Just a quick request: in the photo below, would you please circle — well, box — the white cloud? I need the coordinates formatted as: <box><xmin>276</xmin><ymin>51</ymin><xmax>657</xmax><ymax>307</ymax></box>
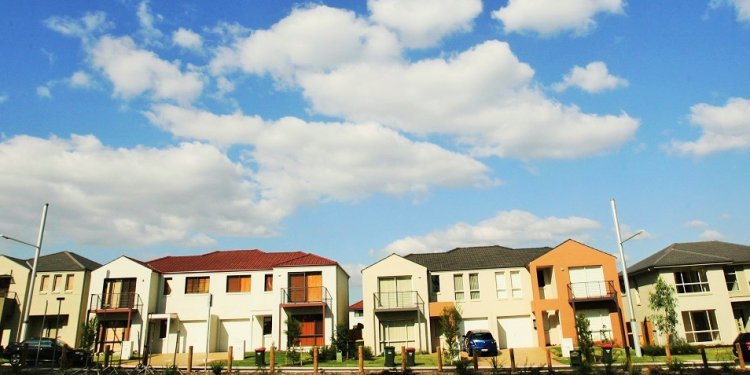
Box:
<box><xmin>69</xmin><ymin>71</ymin><xmax>94</xmax><ymax>88</ymax></box>
<box><xmin>172</xmin><ymin>28</ymin><xmax>203</xmax><ymax>51</ymax></box>
<box><xmin>0</xmin><ymin>134</ymin><xmax>280</xmax><ymax>247</ymax></box>
<box><xmin>91</xmin><ymin>36</ymin><xmax>204</xmax><ymax>103</ymax></box>
<box><xmin>685</xmin><ymin>220</ymin><xmax>708</xmax><ymax>228</ymax></box>
<box><xmin>0</xmin><ymin>93</ymin><xmax>7</xmax><ymax>103</ymax></box>
<box><xmin>710</xmin><ymin>0</ymin><xmax>750</xmax><ymax>23</ymax></box>
<box><xmin>669</xmin><ymin>97</ymin><xmax>750</xmax><ymax>156</ymax></box>
<box><xmin>36</xmin><ymin>86</ymin><xmax>51</xmax><ymax>98</ymax></box>
<box><xmin>44</xmin><ymin>11</ymin><xmax>112</xmax><ymax>43</ymax></box>
<box><xmin>699</xmin><ymin>229</ymin><xmax>724</xmax><ymax>240</ymax></box>
<box><xmin>554</xmin><ymin>61</ymin><xmax>628</xmax><ymax>93</ymax></box>
<box><xmin>492</xmin><ymin>0</ymin><xmax>624</xmax><ymax>36</ymax></box>
<box><xmin>299</xmin><ymin>41</ymin><xmax>639</xmax><ymax>159</ymax></box>
<box><xmin>137</xmin><ymin>0</ymin><xmax>164</xmax><ymax>45</ymax></box>
<box><xmin>146</xmin><ymin>105</ymin><xmax>494</xmax><ymax>204</ymax></box>
<box><xmin>367</xmin><ymin>0</ymin><xmax>482</xmax><ymax>48</ymax></box>
<box><xmin>209</xmin><ymin>5</ymin><xmax>400</xmax><ymax>80</ymax></box>
<box><xmin>381</xmin><ymin>210</ymin><xmax>600</xmax><ymax>255</ymax></box>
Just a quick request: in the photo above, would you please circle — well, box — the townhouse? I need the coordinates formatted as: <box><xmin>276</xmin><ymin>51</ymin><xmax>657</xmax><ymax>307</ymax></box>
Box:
<box><xmin>624</xmin><ymin>241</ymin><xmax>750</xmax><ymax>346</ymax></box>
<box><xmin>362</xmin><ymin>239</ymin><xmax>624</xmax><ymax>354</ymax></box>
<box><xmin>88</xmin><ymin>249</ymin><xmax>349</xmax><ymax>358</ymax></box>
<box><xmin>0</xmin><ymin>252</ymin><xmax>100</xmax><ymax>347</ymax></box>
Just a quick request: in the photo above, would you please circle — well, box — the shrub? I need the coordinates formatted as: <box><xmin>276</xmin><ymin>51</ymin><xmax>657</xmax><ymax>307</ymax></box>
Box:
<box><xmin>641</xmin><ymin>344</ymin><xmax>666</xmax><ymax>356</ymax></box>
<box><xmin>362</xmin><ymin>346</ymin><xmax>374</xmax><ymax>360</ymax></box>
<box><xmin>209</xmin><ymin>360</ymin><xmax>225</xmax><ymax>375</ymax></box>
<box><xmin>670</xmin><ymin>337</ymin><xmax>699</xmax><ymax>355</ymax></box>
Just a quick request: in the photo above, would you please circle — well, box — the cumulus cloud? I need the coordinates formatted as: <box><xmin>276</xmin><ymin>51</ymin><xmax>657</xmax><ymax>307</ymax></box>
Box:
<box><xmin>492</xmin><ymin>0</ymin><xmax>624</xmax><ymax>36</ymax></box>
<box><xmin>685</xmin><ymin>220</ymin><xmax>708</xmax><ymax>228</ymax></box>
<box><xmin>699</xmin><ymin>229</ymin><xmax>724</xmax><ymax>240</ymax></box>
<box><xmin>172</xmin><ymin>28</ymin><xmax>203</xmax><ymax>51</ymax></box>
<box><xmin>146</xmin><ymin>105</ymin><xmax>494</xmax><ymax>203</ymax></box>
<box><xmin>381</xmin><ymin>210</ymin><xmax>601</xmax><ymax>255</ymax></box>
<box><xmin>69</xmin><ymin>71</ymin><xmax>94</xmax><ymax>88</ymax></box>
<box><xmin>137</xmin><ymin>0</ymin><xmax>164</xmax><ymax>45</ymax></box>
<box><xmin>368</xmin><ymin>0</ymin><xmax>482</xmax><ymax>48</ymax></box>
<box><xmin>554</xmin><ymin>61</ymin><xmax>628</xmax><ymax>93</ymax></box>
<box><xmin>669</xmin><ymin>97</ymin><xmax>750</xmax><ymax>156</ymax></box>
<box><xmin>44</xmin><ymin>11</ymin><xmax>112</xmax><ymax>44</ymax></box>
<box><xmin>36</xmin><ymin>86</ymin><xmax>52</xmax><ymax>98</ymax></box>
<box><xmin>299</xmin><ymin>41</ymin><xmax>639</xmax><ymax>159</ymax></box>
<box><xmin>710</xmin><ymin>0</ymin><xmax>750</xmax><ymax>23</ymax></box>
<box><xmin>91</xmin><ymin>36</ymin><xmax>204</xmax><ymax>103</ymax></box>
<box><xmin>0</xmin><ymin>134</ymin><xmax>279</xmax><ymax>247</ymax></box>
<box><xmin>209</xmin><ymin>5</ymin><xmax>400</xmax><ymax>80</ymax></box>
<box><xmin>0</xmin><ymin>93</ymin><xmax>7</xmax><ymax>104</ymax></box>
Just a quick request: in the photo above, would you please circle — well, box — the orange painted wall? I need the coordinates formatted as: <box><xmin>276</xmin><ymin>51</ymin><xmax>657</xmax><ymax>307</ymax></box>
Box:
<box><xmin>529</xmin><ymin>239</ymin><xmax>626</xmax><ymax>348</ymax></box>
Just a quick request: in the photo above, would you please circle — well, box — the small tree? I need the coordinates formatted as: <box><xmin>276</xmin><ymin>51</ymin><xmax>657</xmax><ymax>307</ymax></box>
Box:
<box><xmin>649</xmin><ymin>276</ymin><xmax>678</xmax><ymax>361</ymax></box>
<box><xmin>284</xmin><ymin>317</ymin><xmax>302</xmax><ymax>364</ymax></box>
<box><xmin>575</xmin><ymin>313</ymin><xmax>595</xmax><ymax>365</ymax></box>
<box><xmin>438</xmin><ymin>306</ymin><xmax>463</xmax><ymax>364</ymax></box>
<box><xmin>80</xmin><ymin>317</ymin><xmax>98</xmax><ymax>351</ymax></box>
<box><xmin>333</xmin><ymin>323</ymin><xmax>350</xmax><ymax>358</ymax></box>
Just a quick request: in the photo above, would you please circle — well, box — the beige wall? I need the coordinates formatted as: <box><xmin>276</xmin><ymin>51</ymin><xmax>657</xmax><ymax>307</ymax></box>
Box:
<box><xmin>0</xmin><ymin>257</ymin><xmax>30</xmax><ymax>346</ymax></box>
<box><xmin>362</xmin><ymin>254</ymin><xmax>430</xmax><ymax>354</ymax></box>
<box><xmin>28</xmin><ymin>269</ymin><xmax>91</xmax><ymax>346</ymax></box>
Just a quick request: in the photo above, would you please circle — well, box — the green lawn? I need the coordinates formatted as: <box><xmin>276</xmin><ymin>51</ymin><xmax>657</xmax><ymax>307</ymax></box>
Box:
<box><xmin>550</xmin><ymin>346</ymin><xmax>735</xmax><ymax>365</ymax></box>
<box><xmin>232</xmin><ymin>351</ymin><xmax>439</xmax><ymax>368</ymax></box>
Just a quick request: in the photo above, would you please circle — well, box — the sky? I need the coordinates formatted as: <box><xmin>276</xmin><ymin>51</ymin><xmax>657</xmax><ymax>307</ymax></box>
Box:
<box><xmin>1</xmin><ymin>0</ymin><xmax>749</xmax><ymax>301</ymax></box>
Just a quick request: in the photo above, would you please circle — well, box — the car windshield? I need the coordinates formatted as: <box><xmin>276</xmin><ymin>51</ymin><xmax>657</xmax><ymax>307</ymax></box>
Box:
<box><xmin>471</xmin><ymin>333</ymin><xmax>493</xmax><ymax>340</ymax></box>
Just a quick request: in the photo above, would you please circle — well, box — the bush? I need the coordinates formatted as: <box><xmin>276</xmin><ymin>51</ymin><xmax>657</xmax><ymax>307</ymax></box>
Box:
<box><xmin>670</xmin><ymin>338</ymin><xmax>699</xmax><ymax>355</ymax></box>
<box><xmin>362</xmin><ymin>346</ymin><xmax>374</xmax><ymax>360</ymax></box>
<box><xmin>642</xmin><ymin>344</ymin><xmax>666</xmax><ymax>356</ymax></box>
<box><xmin>309</xmin><ymin>345</ymin><xmax>338</xmax><ymax>361</ymax></box>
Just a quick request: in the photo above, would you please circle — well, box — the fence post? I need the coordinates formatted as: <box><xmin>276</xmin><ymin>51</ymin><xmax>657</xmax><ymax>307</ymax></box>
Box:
<box><xmin>60</xmin><ymin>345</ymin><xmax>67</xmax><ymax>369</ymax></box>
<box><xmin>104</xmin><ymin>345</ymin><xmax>111</xmax><ymax>368</ymax></box>
<box><xmin>737</xmin><ymin>343</ymin><xmax>746</xmax><ymax>370</ymax></box>
<box><xmin>187</xmin><ymin>345</ymin><xmax>193</xmax><ymax>374</ymax></box>
<box><xmin>270</xmin><ymin>345</ymin><xmax>275</xmax><ymax>374</ymax></box>
<box><xmin>473</xmin><ymin>352</ymin><xmax>478</xmax><ymax>370</ymax></box>
<box><xmin>546</xmin><ymin>347</ymin><xmax>552</xmax><ymax>374</ymax></box>
<box><xmin>20</xmin><ymin>343</ymin><xmax>28</xmax><ymax>368</ymax></box>
<box><xmin>510</xmin><ymin>347</ymin><xmax>516</xmax><ymax>374</ymax></box>
<box><xmin>358</xmin><ymin>345</ymin><xmax>364</xmax><ymax>374</ymax></box>
<box><xmin>227</xmin><ymin>345</ymin><xmax>233</xmax><ymax>373</ymax></box>
<box><xmin>401</xmin><ymin>346</ymin><xmax>406</xmax><ymax>373</ymax></box>
<box><xmin>313</xmin><ymin>346</ymin><xmax>319</xmax><ymax>375</ymax></box>
<box><xmin>700</xmin><ymin>347</ymin><xmax>708</xmax><ymax>369</ymax></box>
<box><xmin>437</xmin><ymin>345</ymin><xmax>443</xmax><ymax>372</ymax></box>
<box><xmin>625</xmin><ymin>346</ymin><xmax>632</xmax><ymax>371</ymax></box>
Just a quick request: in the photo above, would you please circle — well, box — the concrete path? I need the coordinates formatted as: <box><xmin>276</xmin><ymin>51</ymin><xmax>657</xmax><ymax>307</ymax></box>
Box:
<box><xmin>463</xmin><ymin>348</ymin><xmax>564</xmax><ymax>368</ymax></box>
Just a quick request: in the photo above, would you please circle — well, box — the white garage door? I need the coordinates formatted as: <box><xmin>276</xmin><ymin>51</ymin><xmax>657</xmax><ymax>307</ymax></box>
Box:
<box><xmin>181</xmin><ymin>321</ymin><xmax>208</xmax><ymax>352</ymax></box>
<box><xmin>461</xmin><ymin>318</ymin><xmax>489</xmax><ymax>335</ymax></box>
<box><xmin>496</xmin><ymin>316</ymin><xmax>535</xmax><ymax>348</ymax></box>
<box><xmin>217</xmin><ymin>319</ymin><xmax>252</xmax><ymax>352</ymax></box>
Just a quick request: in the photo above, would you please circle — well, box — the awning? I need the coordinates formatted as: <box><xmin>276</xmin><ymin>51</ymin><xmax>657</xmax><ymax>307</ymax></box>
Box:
<box><xmin>429</xmin><ymin>302</ymin><xmax>455</xmax><ymax>317</ymax></box>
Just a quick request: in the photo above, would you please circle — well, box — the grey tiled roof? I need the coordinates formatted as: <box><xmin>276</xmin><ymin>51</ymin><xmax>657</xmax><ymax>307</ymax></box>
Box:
<box><xmin>28</xmin><ymin>251</ymin><xmax>101</xmax><ymax>272</ymax></box>
<box><xmin>404</xmin><ymin>245</ymin><xmax>552</xmax><ymax>272</ymax></box>
<box><xmin>628</xmin><ymin>241</ymin><xmax>750</xmax><ymax>275</ymax></box>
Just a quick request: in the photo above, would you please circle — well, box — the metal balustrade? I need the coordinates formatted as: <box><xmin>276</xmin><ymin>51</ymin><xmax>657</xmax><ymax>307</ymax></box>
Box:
<box><xmin>567</xmin><ymin>280</ymin><xmax>617</xmax><ymax>302</ymax></box>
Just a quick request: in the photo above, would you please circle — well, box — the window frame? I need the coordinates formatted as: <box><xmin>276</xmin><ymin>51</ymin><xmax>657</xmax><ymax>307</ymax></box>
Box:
<box><xmin>469</xmin><ymin>273</ymin><xmax>480</xmax><ymax>300</ymax></box>
<box><xmin>674</xmin><ymin>269</ymin><xmax>710</xmax><ymax>294</ymax></box>
<box><xmin>453</xmin><ymin>274</ymin><xmax>464</xmax><ymax>301</ymax></box>
<box><xmin>264</xmin><ymin>274</ymin><xmax>273</xmax><ymax>292</ymax></box>
<box><xmin>682</xmin><ymin>310</ymin><xmax>720</xmax><ymax>343</ymax></box>
<box><xmin>40</xmin><ymin>275</ymin><xmax>50</xmax><ymax>292</ymax></box>
<box><xmin>52</xmin><ymin>274</ymin><xmax>63</xmax><ymax>292</ymax></box>
<box><xmin>226</xmin><ymin>275</ymin><xmax>252</xmax><ymax>293</ymax></box>
<box><xmin>185</xmin><ymin>276</ymin><xmax>210</xmax><ymax>294</ymax></box>
<box><xmin>510</xmin><ymin>270</ymin><xmax>523</xmax><ymax>299</ymax></box>
<box><xmin>724</xmin><ymin>266</ymin><xmax>739</xmax><ymax>291</ymax></box>
<box><xmin>431</xmin><ymin>275</ymin><xmax>441</xmax><ymax>294</ymax></box>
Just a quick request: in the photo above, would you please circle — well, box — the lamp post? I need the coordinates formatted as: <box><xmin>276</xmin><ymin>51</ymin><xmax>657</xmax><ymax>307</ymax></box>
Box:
<box><xmin>611</xmin><ymin>198</ymin><xmax>643</xmax><ymax>357</ymax></box>
<box><xmin>52</xmin><ymin>296</ymin><xmax>65</xmax><ymax>369</ymax></box>
<box><xmin>1</xmin><ymin>203</ymin><xmax>50</xmax><ymax>342</ymax></box>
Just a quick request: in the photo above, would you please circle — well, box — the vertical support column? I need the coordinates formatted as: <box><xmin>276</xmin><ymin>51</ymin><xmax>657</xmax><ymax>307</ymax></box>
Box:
<box><xmin>401</xmin><ymin>346</ymin><xmax>406</xmax><ymax>373</ymax></box>
<box><xmin>437</xmin><ymin>345</ymin><xmax>443</xmax><ymax>372</ymax></box>
<box><xmin>510</xmin><ymin>348</ymin><xmax>516</xmax><ymax>374</ymax></box>
<box><xmin>227</xmin><ymin>346</ymin><xmax>233</xmax><ymax>373</ymax></box>
<box><xmin>187</xmin><ymin>346</ymin><xmax>193</xmax><ymax>374</ymax></box>
<box><xmin>270</xmin><ymin>345</ymin><xmax>276</xmax><ymax>374</ymax></box>
<box><xmin>358</xmin><ymin>345</ymin><xmax>364</xmax><ymax>374</ymax></box>
<box><xmin>313</xmin><ymin>346</ymin><xmax>319</xmax><ymax>374</ymax></box>
<box><xmin>546</xmin><ymin>347</ymin><xmax>552</xmax><ymax>374</ymax></box>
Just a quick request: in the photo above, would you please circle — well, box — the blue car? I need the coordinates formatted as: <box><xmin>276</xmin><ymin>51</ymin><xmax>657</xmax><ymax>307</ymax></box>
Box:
<box><xmin>462</xmin><ymin>330</ymin><xmax>498</xmax><ymax>356</ymax></box>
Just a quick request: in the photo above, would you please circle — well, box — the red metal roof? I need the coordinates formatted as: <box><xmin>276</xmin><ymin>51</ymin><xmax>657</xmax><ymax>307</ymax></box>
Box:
<box><xmin>147</xmin><ymin>249</ymin><xmax>337</xmax><ymax>273</ymax></box>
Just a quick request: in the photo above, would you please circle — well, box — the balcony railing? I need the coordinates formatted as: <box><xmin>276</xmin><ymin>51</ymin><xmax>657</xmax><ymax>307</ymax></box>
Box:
<box><xmin>281</xmin><ymin>286</ymin><xmax>332</xmax><ymax>306</ymax></box>
<box><xmin>568</xmin><ymin>281</ymin><xmax>617</xmax><ymax>302</ymax></box>
<box><xmin>90</xmin><ymin>292</ymin><xmax>143</xmax><ymax>311</ymax></box>
<box><xmin>374</xmin><ymin>291</ymin><xmax>424</xmax><ymax>311</ymax></box>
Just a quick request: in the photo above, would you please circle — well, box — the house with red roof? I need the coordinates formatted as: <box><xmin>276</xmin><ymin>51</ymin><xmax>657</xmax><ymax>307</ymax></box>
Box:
<box><xmin>87</xmin><ymin>249</ymin><xmax>349</xmax><ymax>358</ymax></box>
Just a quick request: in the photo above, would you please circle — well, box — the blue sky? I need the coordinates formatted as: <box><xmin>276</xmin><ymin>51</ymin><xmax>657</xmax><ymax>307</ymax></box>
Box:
<box><xmin>1</xmin><ymin>0</ymin><xmax>749</xmax><ymax>300</ymax></box>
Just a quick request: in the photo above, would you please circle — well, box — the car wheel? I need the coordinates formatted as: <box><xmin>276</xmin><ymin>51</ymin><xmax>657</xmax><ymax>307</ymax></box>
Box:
<box><xmin>10</xmin><ymin>353</ymin><xmax>21</xmax><ymax>365</ymax></box>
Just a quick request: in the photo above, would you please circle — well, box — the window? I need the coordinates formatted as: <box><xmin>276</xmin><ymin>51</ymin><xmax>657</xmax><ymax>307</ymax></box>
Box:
<box><xmin>354</xmin><ymin>310</ymin><xmax>363</xmax><ymax>317</ymax></box>
<box><xmin>227</xmin><ymin>275</ymin><xmax>251</xmax><ymax>293</ymax></box>
<box><xmin>159</xmin><ymin>320</ymin><xmax>167</xmax><ymax>339</ymax></box>
<box><xmin>64</xmin><ymin>274</ymin><xmax>74</xmax><ymax>291</ymax></box>
<box><xmin>469</xmin><ymin>273</ymin><xmax>480</xmax><ymax>300</ymax></box>
<box><xmin>185</xmin><ymin>277</ymin><xmax>210</xmax><ymax>294</ymax></box>
<box><xmin>264</xmin><ymin>274</ymin><xmax>273</xmax><ymax>292</ymax></box>
<box><xmin>263</xmin><ymin>316</ymin><xmax>272</xmax><ymax>335</ymax></box>
<box><xmin>682</xmin><ymin>310</ymin><xmax>720</xmax><ymax>343</ymax></box>
<box><xmin>431</xmin><ymin>275</ymin><xmax>441</xmax><ymax>293</ymax></box>
<box><xmin>495</xmin><ymin>272</ymin><xmax>507</xmax><ymax>299</ymax></box>
<box><xmin>724</xmin><ymin>267</ymin><xmax>739</xmax><ymax>291</ymax></box>
<box><xmin>53</xmin><ymin>275</ymin><xmax>62</xmax><ymax>292</ymax></box>
<box><xmin>510</xmin><ymin>271</ymin><xmax>522</xmax><ymax>298</ymax></box>
<box><xmin>163</xmin><ymin>278</ymin><xmax>172</xmax><ymax>295</ymax></box>
<box><xmin>453</xmin><ymin>274</ymin><xmax>464</xmax><ymax>301</ymax></box>
<box><xmin>674</xmin><ymin>270</ymin><xmax>710</xmax><ymax>293</ymax></box>
<box><xmin>40</xmin><ymin>275</ymin><xmax>50</xmax><ymax>292</ymax></box>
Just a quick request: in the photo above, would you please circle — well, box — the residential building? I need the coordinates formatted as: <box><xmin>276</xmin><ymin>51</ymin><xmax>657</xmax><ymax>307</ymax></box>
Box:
<box><xmin>362</xmin><ymin>239</ymin><xmax>625</xmax><ymax>355</ymax></box>
<box><xmin>349</xmin><ymin>300</ymin><xmax>364</xmax><ymax>330</ymax></box>
<box><xmin>624</xmin><ymin>241</ymin><xmax>750</xmax><ymax>346</ymax></box>
<box><xmin>88</xmin><ymin>249</ymin><xmax>349</xmax><ymax>357</ymax></box>
<box><xmin>0</xmin><ymin>252</ymin><xmax>100</xmax><ymax>347</ymax></box>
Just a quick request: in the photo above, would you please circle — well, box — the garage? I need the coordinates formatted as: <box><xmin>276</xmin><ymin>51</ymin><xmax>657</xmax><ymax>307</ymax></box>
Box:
<box><xmin>461</xmin><ymin>318</ymin><xmax>489</xmax><ymax>335</ymax></box>
<box><xmin>180</xmin><ymin>321</ymin><xmax>208</xmax><ymax>353</ymax></box>
<box><xmin>217</xmin><ymin>319</ymin><xmax>252</xmax><ymax>352</ymax></box>
<box><xmin>496</xmin><ymin>316</ymin><xmax>535</xmax><ymax>348</ymax></box>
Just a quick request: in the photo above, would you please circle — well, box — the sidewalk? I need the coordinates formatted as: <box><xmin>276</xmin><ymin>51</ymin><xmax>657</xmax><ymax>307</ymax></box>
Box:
<box><xmin>120</xmin><ymin>352</ymin><xmax>230</xmax><ymax>368</ymax></box>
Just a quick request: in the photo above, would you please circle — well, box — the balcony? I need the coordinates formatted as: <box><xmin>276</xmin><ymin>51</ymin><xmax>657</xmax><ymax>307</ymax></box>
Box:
<box><xmin>89</xmin><ymin>292</ymin><xmax>143</xmax><ymax>313</ymax></box>
<box><xmin>568</xmin><ymin>281</ymin><xmax>617</xmax><ymax>303</ymax></box>
<box><xmin>374</xmin><ymin>291</ymin><xmax>424</xmax><ymax>312</ymax></box>
<box><xmin>281</xmin><ymin>286</ymin><xmax>332</xmax><ymax>307</ymax></box>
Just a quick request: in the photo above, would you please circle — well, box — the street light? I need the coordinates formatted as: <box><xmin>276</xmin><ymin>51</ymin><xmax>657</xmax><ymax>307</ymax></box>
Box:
<box><xmin>0</xmin><ymin>203</ymin><xmax>50</xmax><ymax>342</ymax></box>
<box><xmin>611</xmin><ymin>198</ymin><xmax>643</xmax><ymax>357</ymax></box>
<box><xmin>52</xmin><ymin>296</ymin><xmax>65</xmax><ymax>369</ymax></box>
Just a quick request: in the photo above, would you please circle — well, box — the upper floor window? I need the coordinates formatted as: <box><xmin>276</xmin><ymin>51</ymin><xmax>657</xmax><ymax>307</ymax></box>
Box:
<box><xmin>227</xmin><ymin>275</ymin><xmax>251</xmax><ymax>293</ymax></box>
<box><xmin>163</xmin><ymin>278</ymin><xmax>172</xmax><ymax>295</ymax></box>
<box><xmin>65</xmin><ymin>274</ymin><xmax>74</xmax><ymax>291</ymax></box>
<box><xmin>674</xmin><ymin>270</ymin><xmax>710</xmax><ymax>293</ymax></box>
<box><xmin>264</xmin><ymin>274</ymin><xmax>273</xmax><ymax>292</ymax></box>
<box><xmin>469</xmin><ymin>273</ymin><xmax>480</xmax><ymax>300</ymax></box>
<box><xmin>40</xmin><ymin>275</ymin><xmax>50</xmax><ymax>292</ymax></box>
<box><xmin>724</xmin><ymin>267</ymin><xmax>739</xmax><ymax>291</ymax></box>
<box><xmin>431</xmin><ymin>275</ymin><xmax>441</xmax><ymax>294</ymax></box>
<box><xmin>510</xmin><ymin>271</ymin><xmax>522</xmax><ymax>298</ymax></box>
<box><xmin>52</xmin><ymin>274</ymin><xmax>63</xmax><ymax>292</ymax></box>
<box><xmin>495</xmin><ymin>272</ymin><xmax>507</xmax><ymax>299</ymax></box>
<box><xmin>186</xmin><ymin>276</ymin><xmax>210</xmax><ymax>294</ymax></box>
<box><xmin>453</xmin><ymin>274</ymin><xmax>464</xmax><ymax>301</ymax></box>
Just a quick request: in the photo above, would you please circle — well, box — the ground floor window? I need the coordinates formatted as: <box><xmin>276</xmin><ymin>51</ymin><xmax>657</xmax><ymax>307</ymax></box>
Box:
<box><xmin>293</xmin><ymin>314</ymin><xmax>324</xmax><ymax>346</ymax></box>
<box><xmin>380</xmin><ymin>320</ymin><xmax>415</xmax><ymax>352</ymax></box>
<box><xmin>263</xmin><ymin>316</ymin><xmax>272</xmax><ymax>335</ymax></box>
<box><xmin>682</xmin><ymin>310</ymin><xmax>720</xmax><ymax>343</ymax></box>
